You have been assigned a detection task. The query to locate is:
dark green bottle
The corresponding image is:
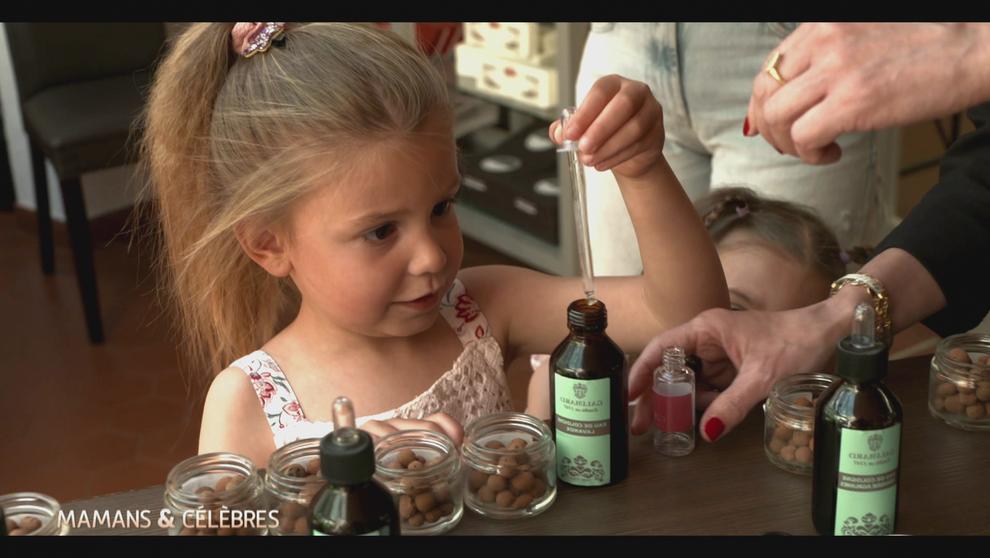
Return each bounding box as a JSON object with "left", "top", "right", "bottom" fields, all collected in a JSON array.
[
  {"left": 309, "top": 397, "right": 399, "bottom": 536},
  {"left": 812, "top": 303, "right": 903, "bottom": 536},
  {"left": 549, "top": 298, "right": 629, "bottom": 487}
]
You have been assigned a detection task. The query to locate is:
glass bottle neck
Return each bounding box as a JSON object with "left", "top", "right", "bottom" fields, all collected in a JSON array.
[
  {"left": 658, "top": 348, "right": 689, "bottom": 381},
  {"left": 663, "top": 350, "right": 686, "bottom": 372}
]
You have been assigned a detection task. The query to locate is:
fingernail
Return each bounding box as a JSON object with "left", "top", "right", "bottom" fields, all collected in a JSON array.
[
  {"left": 704, "top": 417, "right": 725, "bottom": 442},
  {"left": 742, "top": 117, "right": 750, "bottom": 136}
]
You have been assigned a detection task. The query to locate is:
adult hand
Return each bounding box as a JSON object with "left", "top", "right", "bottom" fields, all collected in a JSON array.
[
  {"left": 628, "top": 291, "right": 861, "bottom": 442},
  {"left": 746, "top": 23, "right": 990, "bottom": 164}
]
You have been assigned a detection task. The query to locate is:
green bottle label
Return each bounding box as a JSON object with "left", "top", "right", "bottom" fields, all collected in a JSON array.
[
  {"left": 554, "top": 375, "right": 611, "bottom": 486},
  {"left": 834, "top": 424, "right": 901, "bottom": 536}
]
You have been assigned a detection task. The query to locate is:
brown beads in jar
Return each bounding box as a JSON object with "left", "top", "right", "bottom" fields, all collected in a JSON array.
[
  {"left": 461, "top": 412, "right": 557, "bottom": 519},
  {"left": 0, "top": 492, "right": 68, "bottom": 535},
  {"left": 164, "top": 452, "right": 267, "bottom": 536},
  {"left": 265, "top": 438, "right": 327, "bottom": 535},
  {"left": 374, "top": 430, "right": 463, "bottom": 535},
  {"left": 763, "top": 373, "right": 837, "bottom": 475},
  {"left": 929, "top": 335, "right": 990, "bottom": 431}
]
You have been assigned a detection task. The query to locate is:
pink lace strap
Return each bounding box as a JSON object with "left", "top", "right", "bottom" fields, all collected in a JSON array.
[{"left": 439, "top": 278, "right": 491, "bottom": 345}]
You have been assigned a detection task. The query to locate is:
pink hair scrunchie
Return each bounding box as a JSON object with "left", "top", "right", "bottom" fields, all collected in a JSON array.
[{"left": 231, "top": 22, "right": 286, "bottom": 58}]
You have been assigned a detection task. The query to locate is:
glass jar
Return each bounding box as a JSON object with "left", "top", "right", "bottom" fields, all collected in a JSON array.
[
  {"left": 929, "top": 333, "right": 990, "bottom": 431},
  {"left": 265, "top": 438, "right": 327, "bottom": 535},
  {"left": 461, "top": 412, "right": 556, "bottom": 519},
  {"left": 374, "top": 429, "right": 463, "bottom": 535},
  {"left": 0, "top": 492, "right": 69, "bottom": 535},
  {"left": 163, "top": 452, "right": 267, "bottom": 536},
  {"left": 763, "top": 373, "right": 838, "bottom": 475}
]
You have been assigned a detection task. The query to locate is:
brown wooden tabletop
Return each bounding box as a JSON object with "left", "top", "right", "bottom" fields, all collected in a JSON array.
[{"left": 62, "top": 355, "right": 989, "bottom": 536}]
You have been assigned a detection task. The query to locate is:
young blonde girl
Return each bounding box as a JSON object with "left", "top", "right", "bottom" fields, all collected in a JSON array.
[{"left": 144, "top": 22, "right": 728, "bottom": 467}]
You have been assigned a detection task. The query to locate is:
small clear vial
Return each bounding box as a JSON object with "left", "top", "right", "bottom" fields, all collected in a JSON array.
[{"left": 652, "top": 346, "right": 696, "bottom": 456}]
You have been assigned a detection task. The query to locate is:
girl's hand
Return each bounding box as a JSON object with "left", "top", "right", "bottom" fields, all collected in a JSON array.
[
  {"left": 549, "top": 74, "right": 665, "bottom": 179},
  {"left": 361, "top": 412, "right": 464, "bottom": 445}
]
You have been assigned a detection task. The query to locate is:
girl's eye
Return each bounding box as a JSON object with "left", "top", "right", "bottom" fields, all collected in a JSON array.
[
  {"left": 364, "top": 223, "right": 396, "bottom": 242},
  {"left": 432, "top": 198, "right": 454, "bottom": 217},
  {"left": 730, "top": 303, "right": 746, "bottom": 312}
]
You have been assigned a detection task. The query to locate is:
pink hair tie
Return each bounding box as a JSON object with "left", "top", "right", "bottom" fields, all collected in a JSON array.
[
  {"left": 231, "top": 22, "right": 286, "bottom": 58},
  {"left": 734, "top": 203, "right": 750, "bottom": 218}
]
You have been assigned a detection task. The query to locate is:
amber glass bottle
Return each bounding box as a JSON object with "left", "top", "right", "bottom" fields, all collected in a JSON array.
[
  {"left": 812, "top": 304, "right": 903, "bottom": 536},
  {"left": 549, "top": 298, "right": 629, "bottom": 487}
]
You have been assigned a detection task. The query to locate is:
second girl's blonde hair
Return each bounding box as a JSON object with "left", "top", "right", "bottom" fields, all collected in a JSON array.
[{"left": 141, "top": 23, "right": 450, "bottom": 387}]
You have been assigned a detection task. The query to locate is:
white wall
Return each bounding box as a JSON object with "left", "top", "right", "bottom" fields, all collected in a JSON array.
[{"left": 0, "top": 24, "right": 141, "bottom": 222}]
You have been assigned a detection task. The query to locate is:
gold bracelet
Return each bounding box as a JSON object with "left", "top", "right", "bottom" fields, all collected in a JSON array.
[{"left": 829, "top": 273, "right": 893, "bottom": 348}]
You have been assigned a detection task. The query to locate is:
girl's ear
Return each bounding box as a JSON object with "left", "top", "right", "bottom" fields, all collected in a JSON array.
[{"left": 235, "top": 223, "right": 293, "bottom": 278}]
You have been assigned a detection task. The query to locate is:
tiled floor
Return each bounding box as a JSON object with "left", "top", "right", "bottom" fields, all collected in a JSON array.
[{"left": 0, "top": 209, "right": 524, "bottom": 503}]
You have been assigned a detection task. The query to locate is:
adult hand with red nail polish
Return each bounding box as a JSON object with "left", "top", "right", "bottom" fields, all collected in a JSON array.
[
  {"left": 628, "top": 299, "right": 852, "bottom": 442},
  {"left": 746, "top": 23, "right": 990, "bottom": 165}
]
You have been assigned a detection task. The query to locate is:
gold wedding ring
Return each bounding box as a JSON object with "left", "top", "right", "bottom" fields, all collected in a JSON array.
[{"left": 765, "top": 51, "right": 787, "bottom": 85}]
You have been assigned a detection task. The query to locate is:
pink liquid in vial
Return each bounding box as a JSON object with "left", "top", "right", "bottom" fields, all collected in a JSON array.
[{"left": 653, "top": 384, "right": 694, "bottom": 433}]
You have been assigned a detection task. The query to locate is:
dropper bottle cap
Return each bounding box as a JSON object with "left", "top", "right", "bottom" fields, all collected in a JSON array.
[
  {"left": 836, "top": 303, "right": 889, "bottom": 383},
  {"left": 319, "top": 396, "right": 375, "bottom": 485}
]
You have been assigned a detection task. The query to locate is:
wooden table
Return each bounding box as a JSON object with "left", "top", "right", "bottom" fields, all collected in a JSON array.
[{"left": 63, "top": 355, "right": 988, "bottom": 535}]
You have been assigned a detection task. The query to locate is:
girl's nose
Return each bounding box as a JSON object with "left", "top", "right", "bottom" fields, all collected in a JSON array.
[{"left": 408, "top": 230, "right": 447, "bottom": 276}]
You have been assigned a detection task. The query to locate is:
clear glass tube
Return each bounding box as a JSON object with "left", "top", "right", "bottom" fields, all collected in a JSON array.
[
  {"left": 332, "top": 396, "right": 359, "bottom": 446},
  {"left": 558, "top": 106, "right": 595, "bottom": 301},
  {"left": 850, "top": 303, "right": 876, "bottom": 349},
  {"left": 652, "top": 346, "right": 696, "bottom": 456}
]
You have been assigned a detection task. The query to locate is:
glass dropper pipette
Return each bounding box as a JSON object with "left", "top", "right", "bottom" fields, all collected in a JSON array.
[{"left": 558, "top": 106, "right": 596, "bottom": 302}]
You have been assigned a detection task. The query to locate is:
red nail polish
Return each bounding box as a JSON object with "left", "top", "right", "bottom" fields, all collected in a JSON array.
[
  {"left": 704, "top": 417, "right": 725, "bottom": 441},
  {"left": 742, "top": 117, "right": 750, "bottom": 136}
]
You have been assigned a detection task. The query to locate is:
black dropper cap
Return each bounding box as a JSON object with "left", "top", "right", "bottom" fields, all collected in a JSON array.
[
  {"left": 319, "top": 427, "right": 376, "bottom": 485},
  {"left": 319, "top": 396, "right": 376, "bottom": 485},
  {"left": 836, "top": 303, "right": 889, "bottom": 383},
  {"left": 567, "top": 298, "right": 607, "bottom": 333}
]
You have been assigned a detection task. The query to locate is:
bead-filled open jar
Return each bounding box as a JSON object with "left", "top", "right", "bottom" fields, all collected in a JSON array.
[
  {"left": 929, "top": 333, "right": 990, "bottom": 431},
  {"left": 265, "top": 438, "right": 326, "bottom": 535},
  {"left": 461, "top": 412, "right": 556, "bottom": 519},
  {"left": 0, "top": 492, "right": 70, "bottom": 535},
  {"left": 763, "top": 373, "right": 838, "bottom": 475},
  {"left": 163, "top": 452, "right": 266, "bottom": 536},
  {"left": 374, "top": 429, "right": 463, "bottom": 535}
]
